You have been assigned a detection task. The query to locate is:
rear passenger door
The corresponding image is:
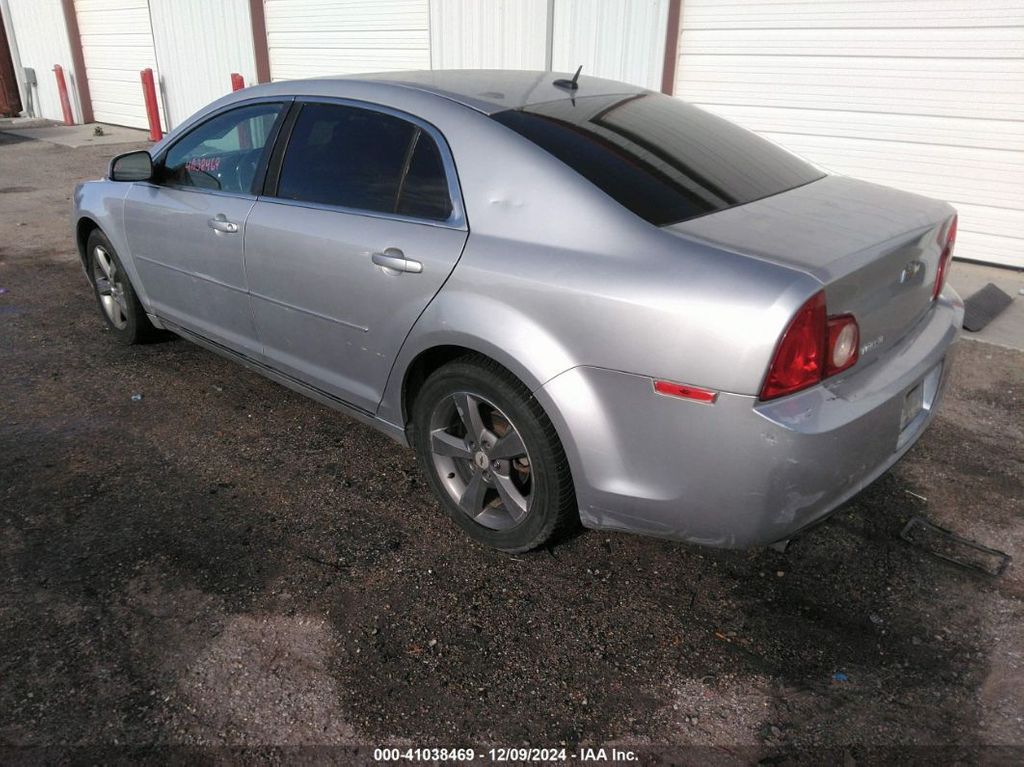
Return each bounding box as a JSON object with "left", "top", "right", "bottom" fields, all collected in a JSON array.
[{"left": 243, "top": 100, "right": 468, "bottom": 414}]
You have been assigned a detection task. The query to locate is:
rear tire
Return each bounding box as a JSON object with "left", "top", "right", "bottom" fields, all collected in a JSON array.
[
  {"left": 86, "top": 229, "right": 158, "bottom": 345},
  {"left": 412, "top": 356, "right": 578, "bottom": 553}
]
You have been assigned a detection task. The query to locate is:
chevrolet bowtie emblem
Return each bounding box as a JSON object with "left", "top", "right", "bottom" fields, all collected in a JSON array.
[{"left": 899, "top": 260, "right": 924, "bottom": 284}]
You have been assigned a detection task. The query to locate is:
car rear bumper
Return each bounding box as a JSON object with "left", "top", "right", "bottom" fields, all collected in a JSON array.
[{"left": 535, "top": 289, "right": 964, "bottom": 548}]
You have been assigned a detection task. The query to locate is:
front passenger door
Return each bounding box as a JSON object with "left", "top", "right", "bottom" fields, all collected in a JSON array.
[{"left": 124, "top": 101, "right": 286, "bottom": 357}]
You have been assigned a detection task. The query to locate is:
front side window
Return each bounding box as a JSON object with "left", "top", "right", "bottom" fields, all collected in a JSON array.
[
  {"left": 492, "top": 93, "right": 825, "bottom": 226},
  {"left": 161, "top": 103, "right": 284, "bottom": 195},
  {"left": 276, "top": 102, "right": 453, "bottom": 221}
]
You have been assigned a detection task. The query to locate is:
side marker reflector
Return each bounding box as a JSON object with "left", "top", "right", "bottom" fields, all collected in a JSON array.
[{"left": 653, "top": 380, "right": 718, "bottom": 404}]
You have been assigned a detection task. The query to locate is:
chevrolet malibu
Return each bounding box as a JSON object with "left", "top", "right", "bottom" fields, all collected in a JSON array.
[{"left": 72, "top": 70, "right": 963, "bottom": 553}]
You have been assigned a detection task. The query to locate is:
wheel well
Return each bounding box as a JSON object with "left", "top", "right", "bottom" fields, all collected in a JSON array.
[
  {"left": 402, "top": 345, "right": 477, "bottom": 425},
  {"left": 76, "top": 218, "right": 100, "bottom": 269}
]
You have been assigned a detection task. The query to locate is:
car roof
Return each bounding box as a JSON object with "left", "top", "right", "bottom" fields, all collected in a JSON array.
[{"left": 277, "top": 69, "right": 649, "bottom": 115}]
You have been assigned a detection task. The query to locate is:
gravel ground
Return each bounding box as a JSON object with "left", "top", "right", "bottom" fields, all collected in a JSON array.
[{"left": 0, "top": 132, "right": 1022, "bottom": 761}]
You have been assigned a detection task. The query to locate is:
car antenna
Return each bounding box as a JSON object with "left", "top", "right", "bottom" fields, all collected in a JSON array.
[{"left": 553, "top": 65, "right": 583, "bottom": 91}]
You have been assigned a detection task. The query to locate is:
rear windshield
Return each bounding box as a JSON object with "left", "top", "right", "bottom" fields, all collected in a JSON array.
[{"left": 491, "top": 92, "right": 825, "bottom": 226}]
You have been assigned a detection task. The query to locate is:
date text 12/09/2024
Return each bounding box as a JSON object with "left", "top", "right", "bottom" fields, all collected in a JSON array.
[{"left": 373, "top": 747, "right": 640, "bottom": 762}]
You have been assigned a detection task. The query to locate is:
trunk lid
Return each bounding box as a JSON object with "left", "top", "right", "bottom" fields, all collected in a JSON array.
[{"left": 666, "top": 174, "right": 956, "bottom": 367}]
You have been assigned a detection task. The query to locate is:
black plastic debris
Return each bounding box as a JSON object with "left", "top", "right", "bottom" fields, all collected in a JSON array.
[
  {"left": 962, "top": 282, "right": 1013, "bottom": 332},
  {"left": 901, "top": 516, "right": 1011, "bottom": 577}
]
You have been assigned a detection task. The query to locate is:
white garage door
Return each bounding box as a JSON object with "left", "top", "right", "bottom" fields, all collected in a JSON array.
[
  {"left": 74, "top": 0, "right": 160, "bottom": 129},
  {"left": 429, "top": 0, "right": 668, "bottom": 90},
  {"left": 149, "top": 0, "right": 257, "bottom": 129},
  {"left": 430, "top": 0, "right": 550, "bottom": 70},
  {"left": 4, "top": 0, "right": 80, "bottom": 123},
  {"left": 676, "top": 0, "right": 1024, "bottom": 268},
  {"left": 552, "top": 0, "right": 669, "bottom": 91},
  {"left": 264, "top": 0, "right": 430, "bottom": 81}
]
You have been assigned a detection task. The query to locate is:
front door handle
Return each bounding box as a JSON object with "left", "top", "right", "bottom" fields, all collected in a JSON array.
[
  {"left": 208, "top": 214, "right": 239, "bottom": 234},
  {"left": 372, "top": 248, "right": 422, "bottom": 275}
]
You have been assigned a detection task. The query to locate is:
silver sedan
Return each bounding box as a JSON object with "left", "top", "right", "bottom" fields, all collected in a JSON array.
[{"left": 72, "top": 70, "right": 963, "bottom": 552}]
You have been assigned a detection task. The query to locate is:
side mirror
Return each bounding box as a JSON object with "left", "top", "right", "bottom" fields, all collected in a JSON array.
[{"left": 108, "top": 150, "right": 154, "bottom": 182}]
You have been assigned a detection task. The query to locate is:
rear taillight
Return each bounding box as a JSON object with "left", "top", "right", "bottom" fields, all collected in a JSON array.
[
  {"left": 760, "top": 292, "right": 826, "bottom": 400},
  {"left": 759, "top": 291, "right": 861, "bottom": 401},
  {"left": 933, "top": 214, "right": 957, "bottom": 300}
]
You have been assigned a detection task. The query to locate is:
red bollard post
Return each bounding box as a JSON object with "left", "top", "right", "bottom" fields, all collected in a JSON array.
[
  {"left": 231, "top": 73, "right": 251, "bottom": 148},
  {"left": 53, "top": 65, "right": 74, "bottom": 125},
  {"left": 140, "top": 68, "right": 162, "bottom": 141}
]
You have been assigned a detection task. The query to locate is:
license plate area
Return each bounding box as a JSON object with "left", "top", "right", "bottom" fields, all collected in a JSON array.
[
  {"left": 900, "top": 383, "right": 924, "bottom": 431},
  {"left": 897, "top": 361, "right": 944, "bottom": 448}
]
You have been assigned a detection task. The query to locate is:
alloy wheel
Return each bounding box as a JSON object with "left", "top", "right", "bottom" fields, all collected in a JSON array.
[
  {"left": 428, "top": 391, "right": 533, "bottom": 530},
  {"left": 92, "top": 245, "right": 128, "bottom": 330}
]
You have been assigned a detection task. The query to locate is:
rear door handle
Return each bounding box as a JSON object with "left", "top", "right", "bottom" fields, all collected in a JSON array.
[
  {"left": 372, "top": 248, "right": 422, "bottom": 274},
  {"left": 208, "top": 214, "right": 239, "bottom": 234}
]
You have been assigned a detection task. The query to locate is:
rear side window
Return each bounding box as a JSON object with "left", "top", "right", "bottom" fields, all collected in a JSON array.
[
  {"left": 397, "top": 132, "right": 453, "bottom": 221},
  {"left": 492, "top": 92, "right": 824, "bottom": 226},
  {"left": 276, "top": 102, "right": 453, "bottom": 221}
]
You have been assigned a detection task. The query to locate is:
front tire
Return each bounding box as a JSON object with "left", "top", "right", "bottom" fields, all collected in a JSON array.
[
  {"left": 412, "top": 356, "right": 578, "bottom": 553},
  {"left": 86, "top": 229, "right": 157, "bottom": 345}
]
